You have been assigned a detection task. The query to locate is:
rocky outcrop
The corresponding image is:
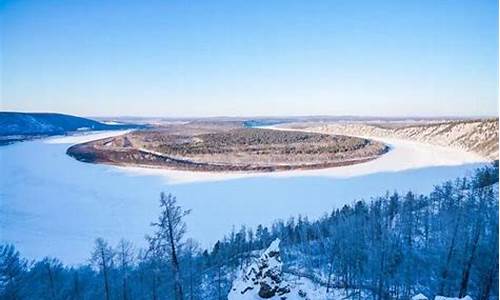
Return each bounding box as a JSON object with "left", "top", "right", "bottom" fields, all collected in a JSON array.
[
  {"left": 228, "top": 239, "right": 291, "bottom": 299},
  {"left": 228, "top": 239, "right": 372, "bottom": 299}
]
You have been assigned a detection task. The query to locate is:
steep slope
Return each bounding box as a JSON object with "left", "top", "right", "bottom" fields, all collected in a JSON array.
[
  {"left": 284, "top": 119, "right": 498, "bottom": 160},
  {"left": 0, "top": 112, "right": 139, "bottom": 136}
]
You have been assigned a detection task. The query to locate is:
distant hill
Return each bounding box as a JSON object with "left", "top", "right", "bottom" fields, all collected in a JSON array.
[
  {"left": 0, "top": 112, "right": 142, "bottom": 144},
  {"left": 243, "top": 119, "right": 289, "bottom": 128},
  {"left": 283, "top": 118, "right": 499, "bottom": 160}
]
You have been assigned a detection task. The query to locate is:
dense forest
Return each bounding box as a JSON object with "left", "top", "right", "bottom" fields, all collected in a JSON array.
[{"left": 1, "top": 163, "right": 498, "bottom": 300}]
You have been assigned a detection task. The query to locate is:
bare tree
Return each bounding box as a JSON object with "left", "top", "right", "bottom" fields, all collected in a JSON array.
[
  {"left": 147, "top": 193, "right": 190, "bottom": 300},
  {"left": 91, "top": 238, "right": 114, "bottom": 300},
  {"left": 39, "top": 257, "right": 62, "bottom": 300},
  {"left": 116, "top": 239, "right": 134, "bottom": 300}
]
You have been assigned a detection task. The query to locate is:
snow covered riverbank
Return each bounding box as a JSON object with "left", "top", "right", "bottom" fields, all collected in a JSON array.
[
  {"left": 0, "top": 130, "right": 488, "bottom": 264},
  {"left": 113, "top": 126, "right": 486, "bottom": 184}
]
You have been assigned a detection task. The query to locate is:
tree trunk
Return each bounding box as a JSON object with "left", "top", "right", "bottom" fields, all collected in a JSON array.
[
  {"left": 479, "top": 258, "right": 498, "bottom": 300},
  {"left": 189, "top": 255, "right": 194, "bottom": 300},
  {"left": 439, "top": 214, "right": 461, "bottom": 294},
  {"left": 122, "top": 277, "right": 128, "bottom": 300},
  {"left": 152, "top": 272, "right": 158, "bottom": 300},
  {"left": 218, "top": 265, "right": 222, "bottom": 300},
  {"left": 46, "top": 263, "right": 56, "bottom": 300},
  {"left": 326, "top": 258, "right": 334, "bottom": 293},
  {"left": 101, "top": 248, "right": 111, "bottom": 300},
  {"left": 459, "top": 224, "right": 481, "bottom": 297},
  {"left": 72, "top": 272, "right": 81, "bottom": 300},
  {"left": 166, "top": 207, "right": 183, "bottom": 300}
]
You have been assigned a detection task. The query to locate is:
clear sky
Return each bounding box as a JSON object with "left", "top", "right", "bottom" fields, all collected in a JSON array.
[{"left": 1, "top": 0, "right": 498, "bottom": 117}]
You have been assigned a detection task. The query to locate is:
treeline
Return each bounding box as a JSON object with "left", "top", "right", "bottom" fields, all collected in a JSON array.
[{"left": 1, "top": 163, "right": 498, "bottom": 300}]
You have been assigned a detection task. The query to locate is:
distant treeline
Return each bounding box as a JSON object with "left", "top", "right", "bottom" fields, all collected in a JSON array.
[
  {"left": 242, "top": 119, "right": 289, "bottom": 128},
  {"left": 1, "top": 163, "right": 498, "bottom": 300}
]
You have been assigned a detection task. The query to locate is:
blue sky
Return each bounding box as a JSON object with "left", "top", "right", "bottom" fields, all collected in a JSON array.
[{"left": 1, "top": 0, "right": 498, "bottom": 117}]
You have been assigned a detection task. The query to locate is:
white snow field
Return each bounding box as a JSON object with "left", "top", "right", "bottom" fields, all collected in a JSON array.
[{"left": 0, "top": 131, "right": 488, "bottom": 264}]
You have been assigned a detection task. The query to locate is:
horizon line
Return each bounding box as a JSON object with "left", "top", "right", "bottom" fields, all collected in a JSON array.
[{"left": 1, "top": 110, "right": 498, "bottom": 121}]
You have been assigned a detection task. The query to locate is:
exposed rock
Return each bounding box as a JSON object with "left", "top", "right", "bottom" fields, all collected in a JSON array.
[
  {"left": 297, "top": 289, "right": 307, "bottom": 298},
  {"left": 258, "top": 282, "right": 276, "bottom": 298},
  {"left": 228, "top": 239, "right": 290, "bottom": 300},
  {"left": 412, "top": 293, "right": 429, "bottom": 300}
]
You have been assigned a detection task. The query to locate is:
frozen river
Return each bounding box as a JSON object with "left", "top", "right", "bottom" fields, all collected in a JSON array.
[{"left": 0, "top": 130, "right": 487, "bottom": 264}]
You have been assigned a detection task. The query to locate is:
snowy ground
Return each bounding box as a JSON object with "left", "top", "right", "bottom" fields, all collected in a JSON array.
[
  {"left": 0, "top": 130, "right": 488, "bottom": 264},
  {"left": 114, "top": 130, "right": 486, "bottom": 184}
]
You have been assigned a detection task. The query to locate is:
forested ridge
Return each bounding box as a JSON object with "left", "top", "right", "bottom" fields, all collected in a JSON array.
[{"left": 1, "top": 163, "right": 498, "bottom": 300}]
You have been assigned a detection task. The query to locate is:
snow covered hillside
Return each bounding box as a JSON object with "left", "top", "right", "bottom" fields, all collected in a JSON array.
[
  {"left": 228, "top": 239, "right": 362, "bottom": 300},
  {"left": 0, "top": 112, "right": 141, "bottom": 144},
  {"left": 282, "top": 119, "right": 498, "bottom": 160}
]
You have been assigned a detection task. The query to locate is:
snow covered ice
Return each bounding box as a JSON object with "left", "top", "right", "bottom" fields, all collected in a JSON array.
[{"left": 0, "top": 131, "right": 488, "bottom": 264}]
